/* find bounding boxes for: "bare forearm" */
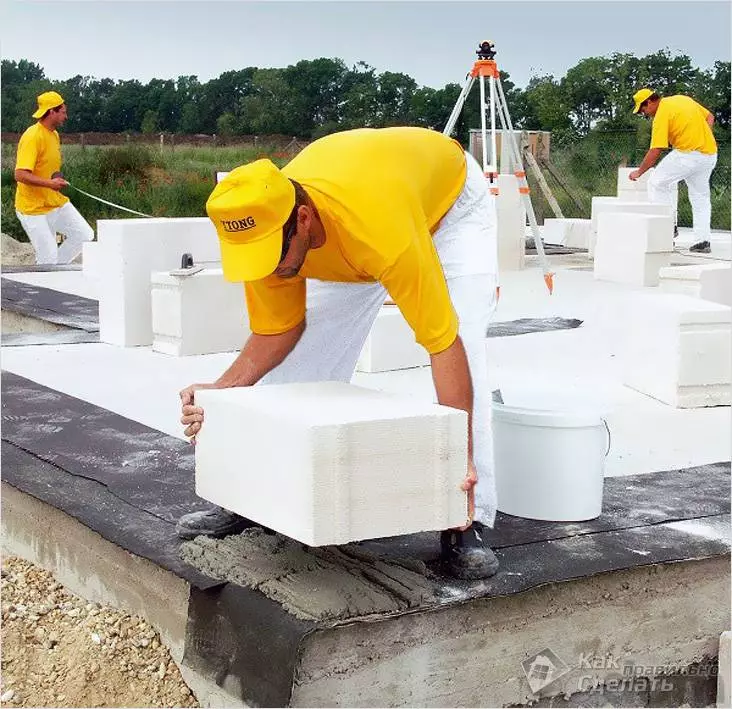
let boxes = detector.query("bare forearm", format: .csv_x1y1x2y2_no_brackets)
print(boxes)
706,113,715,127
637,148,664,175
15,169,53,188
430,335,474,455
215,321,305,388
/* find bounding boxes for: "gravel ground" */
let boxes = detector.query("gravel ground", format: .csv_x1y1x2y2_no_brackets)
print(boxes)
1,556,199,708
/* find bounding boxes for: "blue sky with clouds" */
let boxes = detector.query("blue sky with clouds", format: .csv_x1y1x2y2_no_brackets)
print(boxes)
2,1,730,90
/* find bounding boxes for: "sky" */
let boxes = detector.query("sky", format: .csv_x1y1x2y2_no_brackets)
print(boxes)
1,0,730,90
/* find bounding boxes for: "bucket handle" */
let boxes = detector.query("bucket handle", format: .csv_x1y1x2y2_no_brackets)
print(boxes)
602,418,611,457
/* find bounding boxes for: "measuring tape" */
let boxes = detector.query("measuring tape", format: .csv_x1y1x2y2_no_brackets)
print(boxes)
69,183,155,218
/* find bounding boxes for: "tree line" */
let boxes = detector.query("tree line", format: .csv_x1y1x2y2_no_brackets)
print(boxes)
2,51,729,145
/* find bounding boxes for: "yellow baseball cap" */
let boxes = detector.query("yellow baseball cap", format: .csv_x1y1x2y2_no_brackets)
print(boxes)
206,159,296,282
32,91,65,119
632,88,654,114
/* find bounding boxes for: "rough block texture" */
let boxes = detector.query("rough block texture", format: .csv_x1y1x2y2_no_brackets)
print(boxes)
542,218,591,248
151,268,249,356
194,382,468,545
659,264,732,307
97,218,221,347
356,306,429,372
622,293,731,408
496,175,526,271
589,198,674,256
597,212,674,253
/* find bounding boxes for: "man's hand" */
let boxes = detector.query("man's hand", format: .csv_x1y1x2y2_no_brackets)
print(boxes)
628,170,642,181
49,172,69,190
458,458,478,530
180,383,220,442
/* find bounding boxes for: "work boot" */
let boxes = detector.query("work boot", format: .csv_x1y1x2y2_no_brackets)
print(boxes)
176,505,254,540
440,523,499,580
689,240,711,254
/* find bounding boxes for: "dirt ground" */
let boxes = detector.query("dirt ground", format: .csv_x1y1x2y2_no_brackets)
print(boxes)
1,556,199,708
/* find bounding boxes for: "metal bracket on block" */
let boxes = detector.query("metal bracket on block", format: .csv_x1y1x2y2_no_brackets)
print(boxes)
169,252,204,277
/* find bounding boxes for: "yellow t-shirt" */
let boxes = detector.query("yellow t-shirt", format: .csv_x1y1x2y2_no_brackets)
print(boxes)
650,95,717,154
244,127,467,354
14,122,69,215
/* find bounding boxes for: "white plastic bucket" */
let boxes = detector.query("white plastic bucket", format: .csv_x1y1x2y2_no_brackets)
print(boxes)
492,385,610,522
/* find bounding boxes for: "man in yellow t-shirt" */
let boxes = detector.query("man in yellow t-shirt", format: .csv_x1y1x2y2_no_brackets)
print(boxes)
176,127,500,580
629,88,718,253
14,91,94,264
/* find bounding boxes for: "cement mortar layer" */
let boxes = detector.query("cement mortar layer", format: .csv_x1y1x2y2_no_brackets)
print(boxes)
179,530,433,622
290,557,730,707
1,310,69,335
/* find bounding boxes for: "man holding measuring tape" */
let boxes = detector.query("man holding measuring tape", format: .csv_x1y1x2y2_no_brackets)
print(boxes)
14,91,94,264
177,126,500,580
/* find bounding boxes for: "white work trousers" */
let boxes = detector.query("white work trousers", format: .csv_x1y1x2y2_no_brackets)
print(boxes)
647,150,718,241
16,202,94,265
260,152,500,527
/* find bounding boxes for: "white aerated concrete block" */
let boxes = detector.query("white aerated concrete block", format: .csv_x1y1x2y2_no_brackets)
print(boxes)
496,174,526,271
542,218,591,249
594,215,673,286
622,293,731,408
82,241,102,282
356,306,429,372
97,218,221,347
151,268,249,356
589,198,674,257
659,263,732,307
195,383,469,545
617,167,655,193
597,212,674,253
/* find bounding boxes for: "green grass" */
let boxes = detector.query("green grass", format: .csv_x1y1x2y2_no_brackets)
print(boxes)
2,140,729,243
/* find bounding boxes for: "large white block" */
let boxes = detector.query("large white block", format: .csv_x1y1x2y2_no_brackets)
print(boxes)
659,263,732,307
597,212,674,253
151,268,249,356
594,242,672,287
81,241,102,282
97,218,221,347
356,306,429,373
194,382,469,545
496,174,526,271
617,167,655,193
542,218,591,248
589,198,674,256
621,293,731,408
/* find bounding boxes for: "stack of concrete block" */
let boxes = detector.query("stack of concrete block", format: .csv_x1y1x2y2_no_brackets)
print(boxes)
496,174,526,271
194,382,468,545
356,306,429,373
97,218,221,347
594,212,674,287
622,292,731,408
589,197,674,257
659,263,732,306
542,218,591,249
151,268,249,356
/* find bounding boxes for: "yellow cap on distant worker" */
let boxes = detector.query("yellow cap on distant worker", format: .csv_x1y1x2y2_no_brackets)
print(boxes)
632,88,654,114
205,159,296,282
32,91,65,119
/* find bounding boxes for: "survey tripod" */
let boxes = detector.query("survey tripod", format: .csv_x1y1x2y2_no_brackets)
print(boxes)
443,41,555,294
